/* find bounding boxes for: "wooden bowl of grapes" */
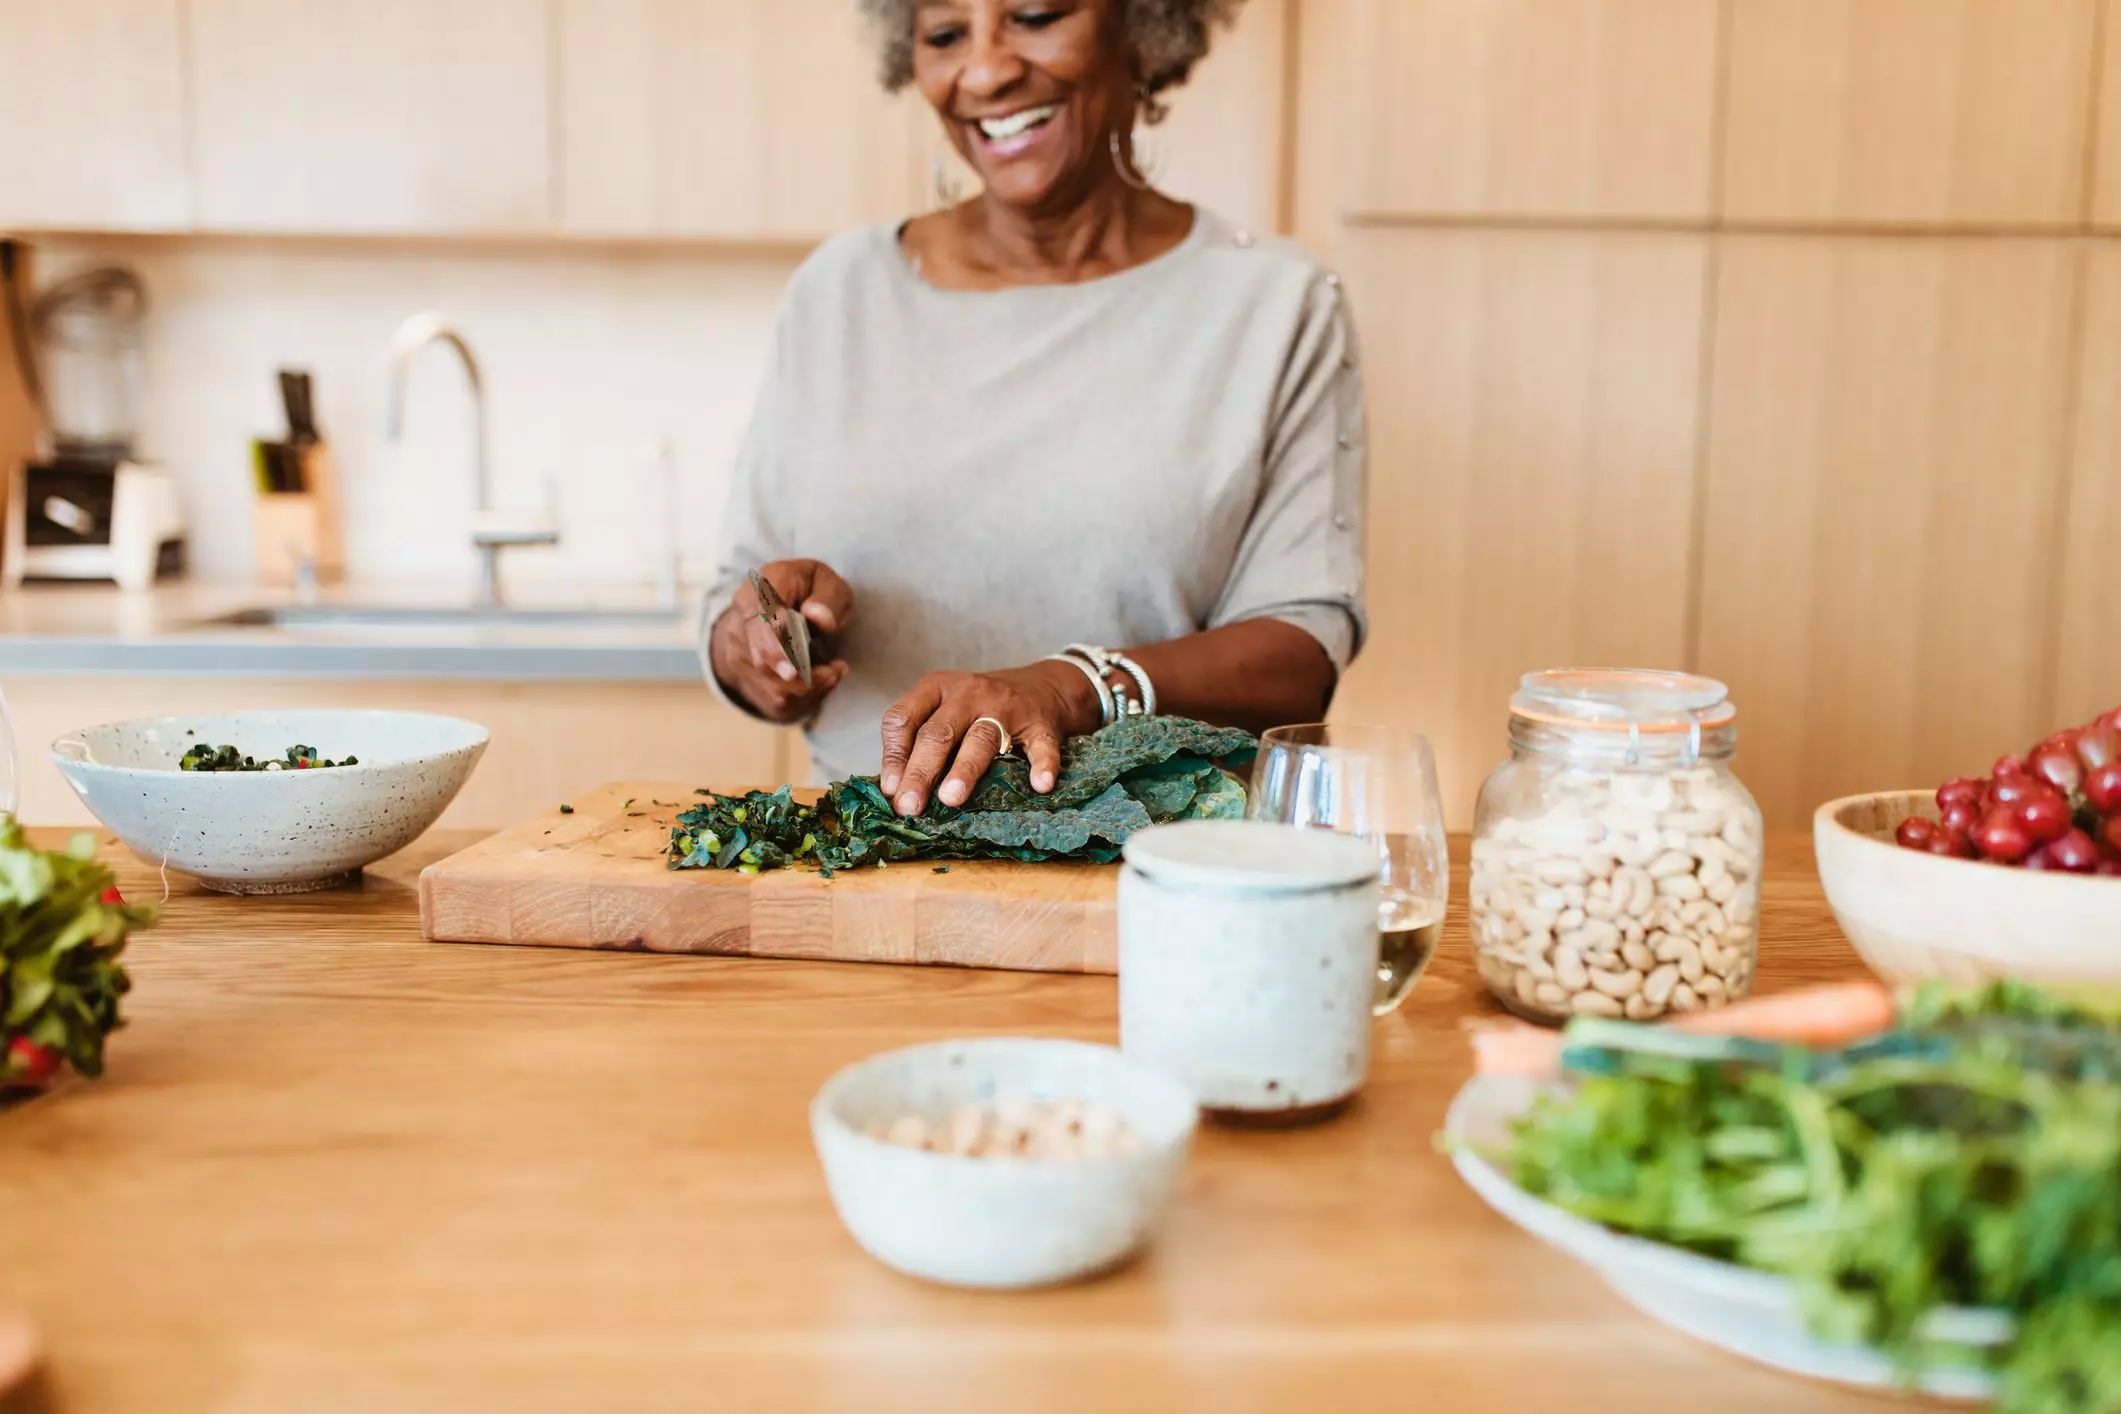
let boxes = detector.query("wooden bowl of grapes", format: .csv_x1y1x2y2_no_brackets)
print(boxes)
1815,786,2121,987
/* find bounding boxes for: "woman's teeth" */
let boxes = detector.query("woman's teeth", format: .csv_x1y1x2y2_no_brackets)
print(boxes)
977,104,1059,141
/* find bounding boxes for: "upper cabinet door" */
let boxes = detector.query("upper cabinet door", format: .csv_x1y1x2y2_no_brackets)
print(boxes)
558,0,918,241
187,0,552,235
0,0,189,231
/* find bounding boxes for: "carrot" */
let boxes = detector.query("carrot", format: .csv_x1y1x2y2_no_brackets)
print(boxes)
1469,980,1898,1079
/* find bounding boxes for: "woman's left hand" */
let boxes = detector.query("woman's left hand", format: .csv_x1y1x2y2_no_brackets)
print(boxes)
879,662,1102,817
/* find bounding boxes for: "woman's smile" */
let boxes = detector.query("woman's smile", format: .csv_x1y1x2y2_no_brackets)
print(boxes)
969,101,1065,159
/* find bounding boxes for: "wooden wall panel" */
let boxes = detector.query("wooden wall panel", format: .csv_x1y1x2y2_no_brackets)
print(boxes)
1696,238,2078,824
1722,0,2095,227
188,0,552,235
1340,0,1721,220
2058,244,2121,723
1292,0,1353,258
1333,229,1709,825
1152,0,1289,233
2094,0,2121,227
559,0,916,240
0,0,189,232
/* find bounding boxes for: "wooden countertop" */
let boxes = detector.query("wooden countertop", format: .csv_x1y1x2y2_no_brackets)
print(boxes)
0,830,1895,1414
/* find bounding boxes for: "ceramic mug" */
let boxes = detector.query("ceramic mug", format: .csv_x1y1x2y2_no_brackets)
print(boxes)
1118,819,1382,1122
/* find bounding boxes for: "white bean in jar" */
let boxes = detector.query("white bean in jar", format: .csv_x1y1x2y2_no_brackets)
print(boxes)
1469,671,1763,1025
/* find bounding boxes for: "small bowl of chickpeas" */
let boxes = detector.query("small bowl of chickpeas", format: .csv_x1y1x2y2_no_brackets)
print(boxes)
810,1037,1198,1289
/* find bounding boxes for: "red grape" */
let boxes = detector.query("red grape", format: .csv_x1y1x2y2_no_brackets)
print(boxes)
1974,808,2035,863
1940,799,1981,835
2084,760,2121,815
2101,706,2121,733
1895,817,1940,850
1988,775,2057,808
1937,777,1985,811
2097,859,2121,877
2076,724,2121,772
1925,831,1975,859
2028,744,2084,796
2049,829,2101,873
2105,814,2121,856
2023,844,2061,870
1994,754,2029,778
2017,793,2072,843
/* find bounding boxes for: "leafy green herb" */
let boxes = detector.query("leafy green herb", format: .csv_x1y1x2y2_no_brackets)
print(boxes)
179,743,357,772
1492,980,2121,1413
932,865,949,875
668,716,1256,876
558,804,574,815
0,820,153,1085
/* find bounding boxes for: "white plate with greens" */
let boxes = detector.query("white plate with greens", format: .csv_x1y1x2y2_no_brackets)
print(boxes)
1444,1074,2009,1401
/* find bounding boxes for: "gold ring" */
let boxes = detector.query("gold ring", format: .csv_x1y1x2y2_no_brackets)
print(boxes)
971,715,1014,757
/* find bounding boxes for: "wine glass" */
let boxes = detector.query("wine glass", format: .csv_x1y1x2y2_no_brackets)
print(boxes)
1248,724,1449,1015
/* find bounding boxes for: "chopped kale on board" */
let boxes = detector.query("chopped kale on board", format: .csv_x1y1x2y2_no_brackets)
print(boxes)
668,716,1256,876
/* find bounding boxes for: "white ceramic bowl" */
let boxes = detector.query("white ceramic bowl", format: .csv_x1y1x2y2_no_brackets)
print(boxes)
1815,790,2121,986
52,709,488,894
811,1037,1197,1290
1445,1074,2007,1400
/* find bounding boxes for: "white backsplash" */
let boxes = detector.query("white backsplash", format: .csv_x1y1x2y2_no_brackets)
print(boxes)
35,239,803,592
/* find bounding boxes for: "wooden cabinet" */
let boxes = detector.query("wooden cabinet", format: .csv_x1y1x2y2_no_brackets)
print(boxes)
186,0,551,235
0,0,189,232
557,0,919,240
2061,245,2121,723
1338,0,1721,221
1695,237,2079,824
1334,229,1710,825
1722,0,2095,226
2095,3,2121,227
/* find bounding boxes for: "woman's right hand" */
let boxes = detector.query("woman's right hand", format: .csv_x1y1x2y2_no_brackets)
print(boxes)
709,558,852,723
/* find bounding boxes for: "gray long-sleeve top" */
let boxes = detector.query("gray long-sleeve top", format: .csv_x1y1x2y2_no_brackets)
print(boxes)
704,207,1368,783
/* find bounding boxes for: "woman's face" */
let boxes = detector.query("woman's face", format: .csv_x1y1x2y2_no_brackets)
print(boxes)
911,1,1137,214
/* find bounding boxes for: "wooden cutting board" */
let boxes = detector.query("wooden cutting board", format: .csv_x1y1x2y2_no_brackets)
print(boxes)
418,782,1120,973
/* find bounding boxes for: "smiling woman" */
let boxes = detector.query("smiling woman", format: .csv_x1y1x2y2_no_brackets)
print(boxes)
702,0,1367,819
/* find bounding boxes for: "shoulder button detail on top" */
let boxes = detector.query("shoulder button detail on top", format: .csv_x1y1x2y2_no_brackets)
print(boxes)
1234,228,1255,248
1325,274,1341,288
1336,434,1354,450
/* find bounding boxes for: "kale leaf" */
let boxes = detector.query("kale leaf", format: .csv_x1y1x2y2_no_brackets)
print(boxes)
668,716,1255,875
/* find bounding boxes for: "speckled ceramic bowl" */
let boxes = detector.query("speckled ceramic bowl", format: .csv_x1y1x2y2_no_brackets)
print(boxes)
811,1038,1198,1289
51,710,488,894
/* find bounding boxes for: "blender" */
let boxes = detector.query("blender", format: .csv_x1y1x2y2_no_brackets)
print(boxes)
2,263,186,589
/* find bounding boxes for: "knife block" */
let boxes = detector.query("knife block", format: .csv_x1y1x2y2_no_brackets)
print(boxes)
253,441,344,587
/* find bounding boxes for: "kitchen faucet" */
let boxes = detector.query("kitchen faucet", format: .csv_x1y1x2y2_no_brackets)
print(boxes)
384,311,556,606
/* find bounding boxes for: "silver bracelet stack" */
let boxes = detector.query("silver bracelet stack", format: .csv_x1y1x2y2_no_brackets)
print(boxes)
1043,644,1158,728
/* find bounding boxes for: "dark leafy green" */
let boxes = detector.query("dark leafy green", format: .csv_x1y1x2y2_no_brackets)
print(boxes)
0,819,153,1085
1489,980,2121,1413
179,743,358,772
668,716,1256,875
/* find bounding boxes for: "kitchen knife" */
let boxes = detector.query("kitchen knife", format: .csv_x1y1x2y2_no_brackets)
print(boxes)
749,569,813,690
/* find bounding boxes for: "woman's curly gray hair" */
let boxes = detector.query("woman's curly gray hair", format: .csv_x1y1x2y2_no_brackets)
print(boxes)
859,0,1247,122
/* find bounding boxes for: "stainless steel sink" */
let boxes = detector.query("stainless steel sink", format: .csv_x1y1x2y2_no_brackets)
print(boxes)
202,604,691,631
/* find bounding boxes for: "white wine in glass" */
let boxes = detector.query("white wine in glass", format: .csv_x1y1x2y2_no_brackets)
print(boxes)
1248,725,1450,1015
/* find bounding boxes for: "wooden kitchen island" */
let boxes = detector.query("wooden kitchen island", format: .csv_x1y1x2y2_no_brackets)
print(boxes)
0,831,1902,1414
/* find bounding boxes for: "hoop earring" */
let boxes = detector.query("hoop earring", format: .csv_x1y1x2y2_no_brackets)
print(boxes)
1109,128,1157,191
932,154,966,207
